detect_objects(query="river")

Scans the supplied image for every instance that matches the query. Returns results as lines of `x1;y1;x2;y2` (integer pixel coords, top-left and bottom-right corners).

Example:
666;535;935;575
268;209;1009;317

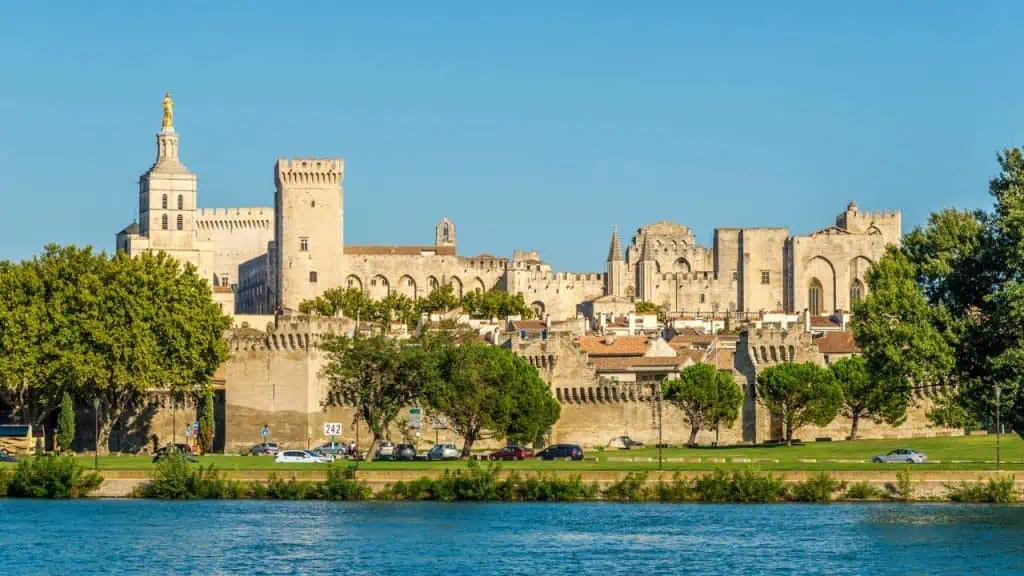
1;501;1022;574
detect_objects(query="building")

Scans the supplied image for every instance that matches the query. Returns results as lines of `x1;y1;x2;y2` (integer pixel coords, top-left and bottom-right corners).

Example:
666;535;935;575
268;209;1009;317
117;96;897;324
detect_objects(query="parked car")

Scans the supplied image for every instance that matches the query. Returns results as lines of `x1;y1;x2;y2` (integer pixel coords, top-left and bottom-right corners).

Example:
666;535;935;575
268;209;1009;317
313;442;348;460
536;444;584;461
275;450;330;464
427;443;460;461
249;442;280;456
489;445;534;461
376;441;396;461
394;444;417;461
873;448;928;464
152;444;198;463
0;450;16;463
607;436;644;450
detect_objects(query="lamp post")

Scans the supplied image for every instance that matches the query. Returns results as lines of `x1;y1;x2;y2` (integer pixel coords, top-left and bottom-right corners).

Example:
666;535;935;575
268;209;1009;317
93;398;100;471
995;384;1001;472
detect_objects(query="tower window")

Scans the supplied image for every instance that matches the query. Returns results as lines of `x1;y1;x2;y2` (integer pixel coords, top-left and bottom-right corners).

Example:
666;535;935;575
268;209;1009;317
161;214;168;230
221;274;229;287
309;271;318;283
177;195;183;210
700;294;706;304
850;279;864;304
443;224;450;242
761;271;770;285
161;195;168;209
176;214;183;230
809;278;824;315
732;271;738;281
299;237;309;252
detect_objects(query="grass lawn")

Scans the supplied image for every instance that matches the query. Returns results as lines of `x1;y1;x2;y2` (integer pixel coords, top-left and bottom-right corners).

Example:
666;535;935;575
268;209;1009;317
45;434;1024;472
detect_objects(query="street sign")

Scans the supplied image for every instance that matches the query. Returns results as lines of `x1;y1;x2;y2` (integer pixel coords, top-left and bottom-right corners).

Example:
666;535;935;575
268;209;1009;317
185;426;192;438
323;422;342;437
261;425;270;438
409;408;422;429
192;421;199;435
431;415;448;430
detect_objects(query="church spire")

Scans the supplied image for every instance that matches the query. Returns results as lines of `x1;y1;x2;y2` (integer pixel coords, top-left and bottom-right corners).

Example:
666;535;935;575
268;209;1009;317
607;225;623;262
149;92;189;173
640;232;652;261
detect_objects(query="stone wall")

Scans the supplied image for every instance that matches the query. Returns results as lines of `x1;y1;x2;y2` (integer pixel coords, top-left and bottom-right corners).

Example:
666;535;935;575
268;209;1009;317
196;207;274;290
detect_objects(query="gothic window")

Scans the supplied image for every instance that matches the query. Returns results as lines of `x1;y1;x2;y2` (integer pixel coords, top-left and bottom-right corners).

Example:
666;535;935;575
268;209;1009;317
161;214;168;230
809;278;824;316
220;274;229;287
161;195;168;209
850;279;864;304
761;271;770;285
176;214;183;230
177;195;183;210
299;237;309;252
371;278;376;287
443;224;450;242
309;271;318;283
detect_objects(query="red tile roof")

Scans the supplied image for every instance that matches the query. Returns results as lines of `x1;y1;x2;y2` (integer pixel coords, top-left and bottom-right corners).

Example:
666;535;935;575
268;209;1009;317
810;315;840;327
577;335;648;356
816;331;860;354
512;320;547;332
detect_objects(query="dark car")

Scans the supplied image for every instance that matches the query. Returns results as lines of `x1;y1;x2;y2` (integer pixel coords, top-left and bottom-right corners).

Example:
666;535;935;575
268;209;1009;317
152;444;198;463
489;445;534;461
535;444;584;461
249;442;280;456
394;444;417;461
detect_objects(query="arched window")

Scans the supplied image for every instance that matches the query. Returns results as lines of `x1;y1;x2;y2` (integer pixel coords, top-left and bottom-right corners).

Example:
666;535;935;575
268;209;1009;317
809;278;824;316
161;194;168;209
161;214;168;230
443;224;450;242
176;214;183;230
850;279;864;304
177;195;183;210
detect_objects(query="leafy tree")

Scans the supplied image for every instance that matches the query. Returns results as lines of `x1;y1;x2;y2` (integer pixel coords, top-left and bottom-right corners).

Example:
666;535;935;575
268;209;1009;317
662;363;742;446
298;287;377;320
460;290;534;320
635;300;666;322
756;362;843;444
425;338;559;456
416;284;460;316
198;387;215;454
57;391;75;452
829;356;906;440
320;333;432;461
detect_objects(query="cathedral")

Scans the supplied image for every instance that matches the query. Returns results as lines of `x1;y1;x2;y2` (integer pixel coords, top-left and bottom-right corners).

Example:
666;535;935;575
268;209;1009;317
116;96;900;321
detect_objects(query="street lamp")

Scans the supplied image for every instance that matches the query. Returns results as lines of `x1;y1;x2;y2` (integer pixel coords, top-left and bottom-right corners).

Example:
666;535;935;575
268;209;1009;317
93;398;100;471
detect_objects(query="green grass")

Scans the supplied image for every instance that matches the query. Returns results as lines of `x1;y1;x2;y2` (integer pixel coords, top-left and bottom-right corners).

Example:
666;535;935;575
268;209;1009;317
19;434;1020;472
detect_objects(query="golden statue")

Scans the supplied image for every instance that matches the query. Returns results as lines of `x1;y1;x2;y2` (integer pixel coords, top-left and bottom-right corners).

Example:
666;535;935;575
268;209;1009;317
162;92;174;130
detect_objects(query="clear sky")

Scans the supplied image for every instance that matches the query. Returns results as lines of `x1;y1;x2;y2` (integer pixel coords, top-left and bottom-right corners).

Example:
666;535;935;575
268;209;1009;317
0;1;1020;271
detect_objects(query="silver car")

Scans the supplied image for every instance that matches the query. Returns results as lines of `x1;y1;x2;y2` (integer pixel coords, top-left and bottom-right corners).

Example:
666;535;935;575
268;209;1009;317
873;448;927;464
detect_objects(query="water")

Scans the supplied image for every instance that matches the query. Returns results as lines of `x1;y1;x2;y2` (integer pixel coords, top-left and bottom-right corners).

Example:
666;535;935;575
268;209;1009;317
1;501;1023;575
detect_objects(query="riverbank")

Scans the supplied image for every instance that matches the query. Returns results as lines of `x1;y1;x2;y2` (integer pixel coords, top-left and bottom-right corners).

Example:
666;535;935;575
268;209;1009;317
89;466;1023;501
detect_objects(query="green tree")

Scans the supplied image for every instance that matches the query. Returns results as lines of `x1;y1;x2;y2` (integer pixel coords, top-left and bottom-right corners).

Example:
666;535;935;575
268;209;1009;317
635;300;666;322
416;284;460;316
662;363;743;446
828;356;907;440
320;333;432;461
756;362;843;445
57;391;75;452
198;387;215;454
298;287;377;320
461;289;534;320
425;339;559;456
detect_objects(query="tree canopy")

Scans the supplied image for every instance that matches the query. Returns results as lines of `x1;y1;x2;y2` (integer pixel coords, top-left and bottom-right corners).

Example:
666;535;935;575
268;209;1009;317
662;363;743;446
0;245;230;453
756;362;843;444
424;338;559;456
829;355;906;440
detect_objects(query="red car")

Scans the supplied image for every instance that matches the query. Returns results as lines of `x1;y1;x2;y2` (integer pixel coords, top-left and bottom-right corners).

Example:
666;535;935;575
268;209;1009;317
489;445;534;461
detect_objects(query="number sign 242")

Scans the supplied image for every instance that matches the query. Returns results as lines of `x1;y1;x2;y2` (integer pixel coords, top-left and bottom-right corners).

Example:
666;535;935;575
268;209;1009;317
323;422;342;437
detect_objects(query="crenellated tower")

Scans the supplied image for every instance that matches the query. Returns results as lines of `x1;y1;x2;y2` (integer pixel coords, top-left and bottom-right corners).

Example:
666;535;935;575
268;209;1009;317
274;157;345;312
835;200;902;245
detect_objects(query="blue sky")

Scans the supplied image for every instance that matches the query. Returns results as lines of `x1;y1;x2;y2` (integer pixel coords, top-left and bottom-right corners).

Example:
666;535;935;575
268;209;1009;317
0;1;1020;271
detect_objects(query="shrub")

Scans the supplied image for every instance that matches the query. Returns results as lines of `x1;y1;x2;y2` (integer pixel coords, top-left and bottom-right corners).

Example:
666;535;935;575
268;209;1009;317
789;472;843;502
57;392;75;452
844;481;885;500
0;466;12;497
946;476;1017;503
142;452;244;499
892;468;914;502
319;464;371;501
689;467;786;503
603;472;651;501
511;474;598;501
7;455;102;498
265;474;317;500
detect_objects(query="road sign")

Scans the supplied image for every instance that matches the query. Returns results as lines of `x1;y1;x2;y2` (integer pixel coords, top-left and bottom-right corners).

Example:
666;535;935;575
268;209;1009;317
185;426;192;438
261;425;270;438
409;408;422;429
323;422;342;437
192;421;199;435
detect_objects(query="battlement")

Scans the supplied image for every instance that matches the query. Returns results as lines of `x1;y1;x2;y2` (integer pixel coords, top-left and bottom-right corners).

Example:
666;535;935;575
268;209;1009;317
835;201;901;236
198;207;273;218
197;207;274;231
227;314;353;352
658;271;729;284
275;157;344;187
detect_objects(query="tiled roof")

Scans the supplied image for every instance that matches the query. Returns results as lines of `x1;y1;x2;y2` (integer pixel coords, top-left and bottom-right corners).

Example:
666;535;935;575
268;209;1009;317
713;348;735;370
591;355;686;372
346;245;457;256
816;331;860;354
810;315;840;327
668;334;716;348
676;349;707;364
577;335;648;356
512;320;547;332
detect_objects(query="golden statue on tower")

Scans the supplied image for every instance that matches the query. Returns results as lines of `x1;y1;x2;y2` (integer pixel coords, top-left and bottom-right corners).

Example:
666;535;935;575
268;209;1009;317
162;92;174;130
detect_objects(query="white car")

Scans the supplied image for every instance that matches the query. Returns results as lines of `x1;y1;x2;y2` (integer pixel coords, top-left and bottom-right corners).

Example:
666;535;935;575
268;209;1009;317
274;450;330;464
427;443;460;461
376;441;396;461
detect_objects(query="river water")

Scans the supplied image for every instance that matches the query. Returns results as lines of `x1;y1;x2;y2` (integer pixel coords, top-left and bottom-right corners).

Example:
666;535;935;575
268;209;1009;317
1;500;1022;575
